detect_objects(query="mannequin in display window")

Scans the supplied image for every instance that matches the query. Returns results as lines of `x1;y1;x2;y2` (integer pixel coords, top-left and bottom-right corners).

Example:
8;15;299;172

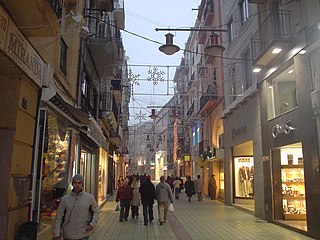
239;166;251;197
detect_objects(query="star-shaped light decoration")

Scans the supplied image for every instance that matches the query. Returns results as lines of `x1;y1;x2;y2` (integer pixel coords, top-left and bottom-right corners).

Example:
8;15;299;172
135;110;147;122
147;67;165;85
128;68;140;85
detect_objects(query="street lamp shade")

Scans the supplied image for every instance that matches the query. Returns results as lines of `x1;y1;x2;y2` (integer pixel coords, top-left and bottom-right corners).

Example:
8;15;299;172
149;108;158;120
159;33;180;55
204;34;225;56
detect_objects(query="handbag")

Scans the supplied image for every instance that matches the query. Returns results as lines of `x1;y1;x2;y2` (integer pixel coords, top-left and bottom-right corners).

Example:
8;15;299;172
168;203;174;212
115;202;119;211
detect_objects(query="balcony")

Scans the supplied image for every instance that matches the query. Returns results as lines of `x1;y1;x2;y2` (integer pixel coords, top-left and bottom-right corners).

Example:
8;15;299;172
203;0;214;26
199;85;218;112
3;0;62;36
87;9;123;77
96;0;114;12
114;0;125;29
251;10;292;66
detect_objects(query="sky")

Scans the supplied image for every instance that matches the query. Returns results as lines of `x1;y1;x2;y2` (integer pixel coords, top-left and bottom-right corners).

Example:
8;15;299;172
122;0;200;125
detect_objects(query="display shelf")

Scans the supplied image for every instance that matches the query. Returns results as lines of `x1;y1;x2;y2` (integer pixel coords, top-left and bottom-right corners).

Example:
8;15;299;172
282;181;304;184
281;165;304;169
281;165;306;220
284;213;306;220
283;196;305;200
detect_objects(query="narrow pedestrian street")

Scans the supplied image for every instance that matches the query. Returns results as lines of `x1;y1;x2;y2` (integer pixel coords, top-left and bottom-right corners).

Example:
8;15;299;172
91;188;313;240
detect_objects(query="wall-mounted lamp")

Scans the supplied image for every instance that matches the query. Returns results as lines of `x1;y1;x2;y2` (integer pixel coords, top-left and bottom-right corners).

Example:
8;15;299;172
159;33;180;55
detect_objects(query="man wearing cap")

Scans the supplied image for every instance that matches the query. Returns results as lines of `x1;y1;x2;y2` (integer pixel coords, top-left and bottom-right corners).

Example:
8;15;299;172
53;174;99;240
139;175;156;226
155;176;173;225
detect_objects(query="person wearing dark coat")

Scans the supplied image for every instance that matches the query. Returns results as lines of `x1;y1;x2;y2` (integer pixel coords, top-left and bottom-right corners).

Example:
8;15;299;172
185;176;195;202
139;175;156;226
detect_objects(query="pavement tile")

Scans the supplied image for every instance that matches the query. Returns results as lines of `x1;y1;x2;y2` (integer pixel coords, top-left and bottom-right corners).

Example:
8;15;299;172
90;189;314;240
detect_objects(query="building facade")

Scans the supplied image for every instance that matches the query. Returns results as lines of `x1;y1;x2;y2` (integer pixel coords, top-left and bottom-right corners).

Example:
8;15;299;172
0;0;128;239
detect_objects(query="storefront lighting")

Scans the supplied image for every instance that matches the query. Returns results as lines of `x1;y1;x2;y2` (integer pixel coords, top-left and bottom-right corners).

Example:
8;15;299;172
299;49;307;55
272;48;282;54
288;69;294;74
253;67;261;73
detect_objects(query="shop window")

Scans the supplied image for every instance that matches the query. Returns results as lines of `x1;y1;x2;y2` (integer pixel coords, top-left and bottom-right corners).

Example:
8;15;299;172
266;64;298;119
40;114;70;227
234;157;254;197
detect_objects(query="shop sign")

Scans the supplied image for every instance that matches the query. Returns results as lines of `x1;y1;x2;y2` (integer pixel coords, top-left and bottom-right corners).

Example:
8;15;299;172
272;120;295;138
232;125;247;141
1;5;44;87
0;6;9;50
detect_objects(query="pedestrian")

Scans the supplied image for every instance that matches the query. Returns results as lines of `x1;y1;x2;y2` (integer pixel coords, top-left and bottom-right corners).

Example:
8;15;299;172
209;174;217;200
195;175;203;201
165;176;174;193
116;178;133;222
173;177;181;199
53;174;99;240
156;176;173;225
130;177;141;219
185;176;195;202
139;175;156;226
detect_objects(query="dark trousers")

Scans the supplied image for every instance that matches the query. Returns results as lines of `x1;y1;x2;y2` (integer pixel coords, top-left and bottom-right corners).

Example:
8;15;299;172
119;199;131;220
142;203;154;224
131;205;139;218
174;187;180;199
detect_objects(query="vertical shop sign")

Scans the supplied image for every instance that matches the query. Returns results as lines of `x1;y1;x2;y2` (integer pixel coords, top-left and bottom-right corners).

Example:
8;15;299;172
0;6;9;50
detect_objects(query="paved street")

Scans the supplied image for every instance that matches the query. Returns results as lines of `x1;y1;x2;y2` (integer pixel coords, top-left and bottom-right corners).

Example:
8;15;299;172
91;189;314;240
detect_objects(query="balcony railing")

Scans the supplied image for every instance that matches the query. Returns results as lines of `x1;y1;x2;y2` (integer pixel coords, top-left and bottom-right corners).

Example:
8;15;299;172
187;102;194;118
251;10;292;62
50;0;63;18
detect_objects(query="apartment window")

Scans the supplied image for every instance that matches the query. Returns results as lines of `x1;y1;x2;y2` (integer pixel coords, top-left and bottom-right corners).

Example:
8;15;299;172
240;0;249;24
243;49;252;90
60;38;67;75
266;64;298;119
227;18;234;43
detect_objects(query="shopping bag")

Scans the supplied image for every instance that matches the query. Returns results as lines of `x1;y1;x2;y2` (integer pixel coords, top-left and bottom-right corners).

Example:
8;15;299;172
168;203;174;212
115;202;119;211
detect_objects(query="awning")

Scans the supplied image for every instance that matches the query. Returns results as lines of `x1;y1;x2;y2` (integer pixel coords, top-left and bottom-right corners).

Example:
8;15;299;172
47;96;90;126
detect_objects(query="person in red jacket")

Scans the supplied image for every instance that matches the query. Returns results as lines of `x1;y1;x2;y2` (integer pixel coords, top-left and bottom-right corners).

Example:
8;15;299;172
116;178;133;222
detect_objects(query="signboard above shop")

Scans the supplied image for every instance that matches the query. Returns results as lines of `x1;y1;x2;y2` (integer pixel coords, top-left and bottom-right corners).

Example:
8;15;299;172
0;5;44;88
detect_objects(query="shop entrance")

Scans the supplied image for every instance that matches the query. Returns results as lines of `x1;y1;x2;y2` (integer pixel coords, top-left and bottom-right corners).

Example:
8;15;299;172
233;141;254;212
272;142;307;231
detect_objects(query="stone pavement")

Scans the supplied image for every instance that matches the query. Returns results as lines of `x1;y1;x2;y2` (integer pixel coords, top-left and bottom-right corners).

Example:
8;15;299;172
91;190;314;240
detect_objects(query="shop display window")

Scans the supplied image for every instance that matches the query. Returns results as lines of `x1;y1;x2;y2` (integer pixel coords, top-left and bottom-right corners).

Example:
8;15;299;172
234;157;254;198
40;115;70;226
280;145;306;220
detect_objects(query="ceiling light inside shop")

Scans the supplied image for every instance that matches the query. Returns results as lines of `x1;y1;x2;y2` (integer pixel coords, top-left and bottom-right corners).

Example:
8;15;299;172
288;69;294;74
